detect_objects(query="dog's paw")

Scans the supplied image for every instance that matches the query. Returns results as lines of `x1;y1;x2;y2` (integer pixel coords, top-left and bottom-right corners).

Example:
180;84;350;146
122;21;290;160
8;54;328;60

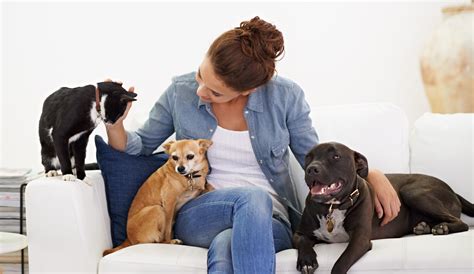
413;221;431;235
301;265;317;274
170;239;183;245
432;223;449;235
45;170;60;177
62;174;77;181
297;250;318;274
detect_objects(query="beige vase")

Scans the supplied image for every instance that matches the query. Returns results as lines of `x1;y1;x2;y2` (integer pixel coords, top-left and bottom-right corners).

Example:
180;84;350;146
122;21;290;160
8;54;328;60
420;4;474;113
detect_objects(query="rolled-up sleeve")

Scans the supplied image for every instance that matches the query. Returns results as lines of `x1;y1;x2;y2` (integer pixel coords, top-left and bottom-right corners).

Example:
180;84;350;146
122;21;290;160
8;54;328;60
124;130;143;155
287;83;319;167
125;83;176;155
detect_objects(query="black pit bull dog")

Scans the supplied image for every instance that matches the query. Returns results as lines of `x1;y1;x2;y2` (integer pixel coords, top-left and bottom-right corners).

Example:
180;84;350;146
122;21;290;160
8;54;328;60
293;142;474;274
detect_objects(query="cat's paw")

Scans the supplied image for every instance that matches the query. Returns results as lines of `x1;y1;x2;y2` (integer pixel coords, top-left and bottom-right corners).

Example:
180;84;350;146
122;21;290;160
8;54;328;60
62;174;77;181
45;170;60;177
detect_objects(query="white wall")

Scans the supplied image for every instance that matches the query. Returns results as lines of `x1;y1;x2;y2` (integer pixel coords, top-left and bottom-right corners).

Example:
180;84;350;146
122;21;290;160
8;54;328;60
1;1;466;170
0;2;3;168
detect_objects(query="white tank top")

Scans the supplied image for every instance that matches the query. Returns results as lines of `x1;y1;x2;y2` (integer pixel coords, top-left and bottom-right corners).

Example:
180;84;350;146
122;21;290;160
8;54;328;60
207;126;289;221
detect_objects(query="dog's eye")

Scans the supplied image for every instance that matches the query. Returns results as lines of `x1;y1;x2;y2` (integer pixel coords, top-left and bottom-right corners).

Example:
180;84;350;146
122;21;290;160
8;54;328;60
187;154;194;160
333;155;340;160
172;155;179;161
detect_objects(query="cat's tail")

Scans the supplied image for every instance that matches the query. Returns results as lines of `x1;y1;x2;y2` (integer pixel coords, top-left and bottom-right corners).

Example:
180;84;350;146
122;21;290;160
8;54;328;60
103;239;131;256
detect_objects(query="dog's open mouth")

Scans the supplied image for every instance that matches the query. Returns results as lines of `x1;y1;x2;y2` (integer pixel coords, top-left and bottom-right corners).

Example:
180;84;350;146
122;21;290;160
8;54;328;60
310;180;343;196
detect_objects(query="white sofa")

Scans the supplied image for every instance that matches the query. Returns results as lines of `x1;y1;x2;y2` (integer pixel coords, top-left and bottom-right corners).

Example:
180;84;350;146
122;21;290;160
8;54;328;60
26;103;474;274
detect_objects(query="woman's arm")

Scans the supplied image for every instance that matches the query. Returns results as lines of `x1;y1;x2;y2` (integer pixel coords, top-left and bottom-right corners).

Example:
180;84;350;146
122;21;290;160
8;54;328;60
366;169;401;226
105;80;176;155
286;83;319;167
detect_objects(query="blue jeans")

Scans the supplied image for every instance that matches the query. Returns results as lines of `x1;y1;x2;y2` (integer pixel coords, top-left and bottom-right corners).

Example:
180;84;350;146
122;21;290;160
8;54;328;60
174;186;293;274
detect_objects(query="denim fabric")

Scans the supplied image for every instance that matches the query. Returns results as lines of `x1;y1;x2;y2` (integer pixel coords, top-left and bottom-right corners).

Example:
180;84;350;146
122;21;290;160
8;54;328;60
173;187;293;274
125;72;319;230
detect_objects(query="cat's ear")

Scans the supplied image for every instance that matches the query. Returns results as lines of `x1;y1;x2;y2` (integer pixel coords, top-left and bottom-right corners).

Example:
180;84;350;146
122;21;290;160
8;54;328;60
97;81;122;91
120;93;137;102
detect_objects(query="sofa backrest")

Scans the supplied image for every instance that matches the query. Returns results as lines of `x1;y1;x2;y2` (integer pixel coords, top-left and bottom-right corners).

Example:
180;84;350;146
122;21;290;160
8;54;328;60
410;113;473;202
292;102;410;207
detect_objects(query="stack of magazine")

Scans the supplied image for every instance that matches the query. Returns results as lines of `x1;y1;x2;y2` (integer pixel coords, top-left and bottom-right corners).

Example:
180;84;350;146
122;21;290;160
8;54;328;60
0;167;39;273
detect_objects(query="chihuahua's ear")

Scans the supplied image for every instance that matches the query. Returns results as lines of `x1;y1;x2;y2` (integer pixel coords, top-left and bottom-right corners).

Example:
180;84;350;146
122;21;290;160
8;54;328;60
162;140;175;154
354;150;369;178
198;139;213;153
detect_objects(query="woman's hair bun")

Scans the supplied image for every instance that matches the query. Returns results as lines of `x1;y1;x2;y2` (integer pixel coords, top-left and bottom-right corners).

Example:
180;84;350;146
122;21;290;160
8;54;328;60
237;16;284;62
207;16;284;91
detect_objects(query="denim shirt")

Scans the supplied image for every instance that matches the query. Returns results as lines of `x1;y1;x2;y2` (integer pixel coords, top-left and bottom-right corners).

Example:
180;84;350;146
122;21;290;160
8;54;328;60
125;72;319;230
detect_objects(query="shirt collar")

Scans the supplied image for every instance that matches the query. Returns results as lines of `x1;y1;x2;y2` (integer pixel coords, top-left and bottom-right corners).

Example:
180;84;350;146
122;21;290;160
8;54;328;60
198;97;208;108
246;87;263;112
198;86;264;113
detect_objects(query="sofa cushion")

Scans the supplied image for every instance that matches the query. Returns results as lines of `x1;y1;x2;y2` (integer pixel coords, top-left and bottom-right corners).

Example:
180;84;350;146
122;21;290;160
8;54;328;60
410;113;474;225
310;103;410;173
292;103;410;208
99;244;208;273
95;135;168;247
99;229;474;274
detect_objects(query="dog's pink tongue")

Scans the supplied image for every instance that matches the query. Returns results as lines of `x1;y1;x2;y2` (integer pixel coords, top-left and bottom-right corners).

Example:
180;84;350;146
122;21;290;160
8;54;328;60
311;184;327;195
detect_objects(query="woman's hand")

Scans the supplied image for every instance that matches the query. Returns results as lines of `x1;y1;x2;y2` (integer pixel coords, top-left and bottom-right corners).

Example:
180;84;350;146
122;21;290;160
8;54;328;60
367;169;401;226
103;79;135;151
103;79;135;128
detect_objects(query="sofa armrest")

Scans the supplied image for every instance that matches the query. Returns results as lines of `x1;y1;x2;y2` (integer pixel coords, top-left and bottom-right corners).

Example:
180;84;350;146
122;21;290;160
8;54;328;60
26;171;111;274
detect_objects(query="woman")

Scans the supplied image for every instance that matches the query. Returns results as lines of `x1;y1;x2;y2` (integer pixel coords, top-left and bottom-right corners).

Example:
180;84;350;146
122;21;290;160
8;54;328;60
106;16;400;274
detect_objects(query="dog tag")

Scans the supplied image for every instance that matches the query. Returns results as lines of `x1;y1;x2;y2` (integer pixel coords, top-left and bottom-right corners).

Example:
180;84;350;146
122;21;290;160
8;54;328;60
326;217;335;233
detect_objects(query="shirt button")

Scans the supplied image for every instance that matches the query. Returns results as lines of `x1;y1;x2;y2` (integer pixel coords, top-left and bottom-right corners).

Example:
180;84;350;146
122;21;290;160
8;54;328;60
244;110;249;114
270;179;274;182
210;129;214;132
251;136;255;139
259;160;263;164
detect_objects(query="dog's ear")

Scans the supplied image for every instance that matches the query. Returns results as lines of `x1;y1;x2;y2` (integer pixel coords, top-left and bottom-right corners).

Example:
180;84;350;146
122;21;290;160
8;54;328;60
354;151;369;178
198;139;213;153
162;140;175;154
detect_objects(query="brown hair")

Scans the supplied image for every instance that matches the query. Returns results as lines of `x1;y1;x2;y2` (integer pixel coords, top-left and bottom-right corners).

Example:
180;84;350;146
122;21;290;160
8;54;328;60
207;16;284;92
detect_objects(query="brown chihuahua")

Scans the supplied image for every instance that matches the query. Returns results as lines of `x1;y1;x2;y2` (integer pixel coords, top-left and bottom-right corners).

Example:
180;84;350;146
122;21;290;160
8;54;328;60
103;139;213;256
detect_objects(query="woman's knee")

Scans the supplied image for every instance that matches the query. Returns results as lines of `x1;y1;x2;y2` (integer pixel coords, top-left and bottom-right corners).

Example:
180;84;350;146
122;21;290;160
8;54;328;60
235;187;273;214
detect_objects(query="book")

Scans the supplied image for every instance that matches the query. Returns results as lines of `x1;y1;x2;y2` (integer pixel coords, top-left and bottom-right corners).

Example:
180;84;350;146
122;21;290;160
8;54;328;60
0;168;31;179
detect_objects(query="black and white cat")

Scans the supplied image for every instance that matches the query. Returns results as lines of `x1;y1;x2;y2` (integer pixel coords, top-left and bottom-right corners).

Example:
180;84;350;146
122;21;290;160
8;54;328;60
39;82;136;181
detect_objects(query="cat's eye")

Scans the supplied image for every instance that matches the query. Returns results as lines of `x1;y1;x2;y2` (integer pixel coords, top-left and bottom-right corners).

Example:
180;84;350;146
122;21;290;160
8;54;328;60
172;155;179;161
186;154;194;160
333;155;340;160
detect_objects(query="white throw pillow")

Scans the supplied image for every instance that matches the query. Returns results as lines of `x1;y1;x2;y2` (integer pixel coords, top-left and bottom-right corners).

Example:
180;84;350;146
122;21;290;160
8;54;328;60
410;113;474;225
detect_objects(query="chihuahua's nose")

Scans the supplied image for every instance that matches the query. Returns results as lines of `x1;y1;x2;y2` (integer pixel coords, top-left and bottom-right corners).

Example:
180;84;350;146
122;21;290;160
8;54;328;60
177;166;186;174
